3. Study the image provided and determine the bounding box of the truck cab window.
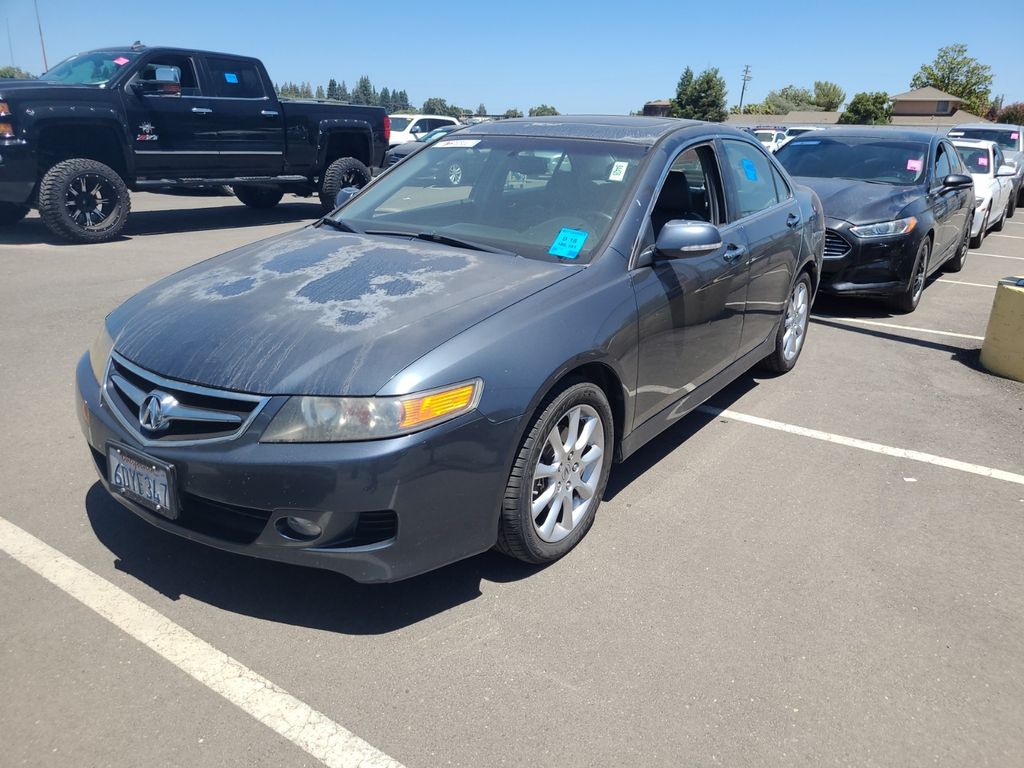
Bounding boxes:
[204,57,266,99]
[135,57,201,96]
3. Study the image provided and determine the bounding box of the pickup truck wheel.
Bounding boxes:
[0,202,29,226]
[319,157,371,213]
[38,158,130,244]
[234,186,284,209]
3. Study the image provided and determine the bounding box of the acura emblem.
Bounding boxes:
[139,390,176,432]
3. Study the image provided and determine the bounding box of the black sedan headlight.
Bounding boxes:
[849,216,917,239]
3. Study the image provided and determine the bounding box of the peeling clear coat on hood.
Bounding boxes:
[791,176,922,226]
[108,227,581,396]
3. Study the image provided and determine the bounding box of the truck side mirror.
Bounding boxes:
[133,80,182,96]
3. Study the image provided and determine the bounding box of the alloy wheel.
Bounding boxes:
[65,173,119,230]
[447,163,463,185]
[910,244,928,303]
[782,280,810,363]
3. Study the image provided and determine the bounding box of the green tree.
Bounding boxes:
[422,97,450,114]
[326,78,338,100]
[910,43,993,117]
[671,66,728,122]
[528,104,559,116]
[352,75,375,105]
[838,92,891,124]
[299,82,313,99]
[315,84,325,100]
[0,66,34,79]
[379,86,392,112]
[395,89,410,110]
[476,103,487,116]
[338,80,350,102]
[503,107,523,119]
[997,102,1024,125]
[813,80,845,111]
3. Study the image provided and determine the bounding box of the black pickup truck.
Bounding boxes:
[0,44,389,242]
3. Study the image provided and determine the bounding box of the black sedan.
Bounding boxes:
[382,122,464,170]
[77,117,823,583]
[774,128,974,312]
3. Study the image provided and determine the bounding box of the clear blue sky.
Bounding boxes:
[2,0,1020,114]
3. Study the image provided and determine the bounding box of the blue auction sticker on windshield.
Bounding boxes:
[741,158,758,181]
[224,72,239,84]
[549,228,588,259]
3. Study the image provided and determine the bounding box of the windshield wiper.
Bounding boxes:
[318,217,360,233]
[363,229,516,255]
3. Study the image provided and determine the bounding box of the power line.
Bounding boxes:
[738,65,752,113]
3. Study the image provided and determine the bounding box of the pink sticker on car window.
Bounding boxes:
[906,158,923,172]
[1012,132,1020,140]
[978,156,989,167]
[113,56,129,66]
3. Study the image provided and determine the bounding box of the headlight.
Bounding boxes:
[89,322,115,384]
[849,216,918,239]
[261,379,483,443]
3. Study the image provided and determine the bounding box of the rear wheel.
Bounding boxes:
[496,382,614,565]
[234,186,283,209]
[891,237,929,314]
[760,272,812,373]
[37,158,130,243]
[318,157,371,213]
[0,202,29,226]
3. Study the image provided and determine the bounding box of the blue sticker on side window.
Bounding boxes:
[224,72,239,84]
[741,158,758,181]
[548,228,588,259]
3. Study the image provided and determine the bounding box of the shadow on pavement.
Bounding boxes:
[85,483,545,635]
[810,316,984,371]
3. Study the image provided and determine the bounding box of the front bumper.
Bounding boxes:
[971,201,991,238]
[0,140,35,206]
[819,220,920,298]
[76,354,522,583]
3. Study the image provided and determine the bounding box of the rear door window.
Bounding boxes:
[133,55,201,96]
[204,57,267,98]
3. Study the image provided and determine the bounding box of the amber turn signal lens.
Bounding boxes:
[0,123,13,137]
[0,102,10,116]
[400,383,478,429]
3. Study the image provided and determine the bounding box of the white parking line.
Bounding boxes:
[936,279,996,288]
[696,406,1024,486]
[0,517,405,768]
[988,233,1024,240]
[974,251,1024,261]
[811,316,984,340]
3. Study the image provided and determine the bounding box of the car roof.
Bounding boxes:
[950,138,996,149]
[459,115,730,145]
[794,127,940,142]
[88,45,261,61]
[390,113,458,120]
[951,123,1021,131]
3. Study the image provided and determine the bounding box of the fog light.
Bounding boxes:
[276,515,322,541]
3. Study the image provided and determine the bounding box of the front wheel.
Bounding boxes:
[318,157,371,213]
[1008,193,1017,218]
[496,382,614,565]
[0,202,29,226]
[760,272,812,373]
[970,211,988,249]
[234,186,284,209]
[890,237,930,314]
[944,217,970,273]
[992,201,1007,232]
[37,158,130,243]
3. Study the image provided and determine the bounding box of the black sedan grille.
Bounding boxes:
[103,353,268,445]
[824,230,852,259]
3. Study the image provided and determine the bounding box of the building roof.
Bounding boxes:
[644,99,672,107]
[890,86,963,103]
[725,111,840,127]
[890,109,987,127]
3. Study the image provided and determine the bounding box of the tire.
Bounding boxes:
[760,272,812,373]
[992,201,1006,232]
[37,158,130,244]
[0,202,29,226]
[496,381,614,565]
[1008,193,1017,218]
[234,186,283,209]
[890,237,930,314]
[943,217,970,273]
[318,157,371,213]
[970,211,988,249]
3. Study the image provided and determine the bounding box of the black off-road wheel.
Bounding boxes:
[37,158,130,244]
[234,186,284,209]
[496,381,614,565]
[760,272,813,373]
[0,202,29,226]
[890,237,930,314]
[318,157,371,213]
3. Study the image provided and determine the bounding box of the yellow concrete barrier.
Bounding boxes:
[980,276,1024,383]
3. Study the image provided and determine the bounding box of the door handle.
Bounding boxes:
[723,244,746,263]
[260,110,279,117]
[786,212,802,229]
[190,107,213,114]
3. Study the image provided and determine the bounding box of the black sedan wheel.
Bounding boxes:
[891,237,930,314]
[943,217,971,273]
[0,201,29,226]
[497,382,614,564]
[38,158,130,243]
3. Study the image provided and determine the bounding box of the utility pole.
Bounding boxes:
[738,64,752,113]
[7,18,14,66]
[34,0,48,72]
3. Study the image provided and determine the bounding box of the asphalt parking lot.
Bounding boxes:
[2,192,1023,767]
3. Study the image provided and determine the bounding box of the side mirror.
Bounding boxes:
[655,221,723,258]
[133,80,181,96]
[334,186,360,208]
[942,173,974,190]
[997,164,1016,177]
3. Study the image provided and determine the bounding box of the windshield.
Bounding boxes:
[776,136,929,185]
[42,51,137,85]
[754,131,774,142]
[949,128,1019,151]
[954,145,993,175]
[390,117,413,132]
[418,128,452,143]
[333,135,648,263]
[786,128,813,137]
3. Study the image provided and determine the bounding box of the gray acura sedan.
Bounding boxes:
[77,116,824,582]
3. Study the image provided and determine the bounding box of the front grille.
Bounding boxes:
[177,493,274,544]
[824,230,852,259]
[103,352,268,445]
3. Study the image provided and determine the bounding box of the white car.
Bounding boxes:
[776,125,826,150]
[951,138,1016,247]
[387,114,461,147]
[753,128,786,153]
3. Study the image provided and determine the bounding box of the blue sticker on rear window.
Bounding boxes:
[549,228,588,259]
[741,158,758,181]
[224,72,239,84]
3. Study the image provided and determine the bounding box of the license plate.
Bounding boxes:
[107,444,177,519]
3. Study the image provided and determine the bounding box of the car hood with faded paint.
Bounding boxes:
[791,177,921,226]
[107,226,581,396]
